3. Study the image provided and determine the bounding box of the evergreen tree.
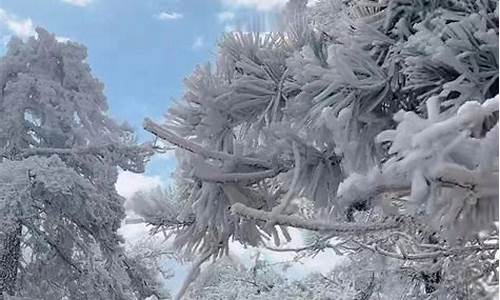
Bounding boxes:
[141,0,498,298]
[0,28,163,299]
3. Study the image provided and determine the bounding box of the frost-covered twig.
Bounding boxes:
[175,250,213,300]
[193,168,280,184]
[411,96,499,148]
[3,295,40,300]
[265,241,343,256]
[19,144,149,157]
[359,241,499,261]
[270,141,301,216]
[144,118,272,168]
[231,203,401,234]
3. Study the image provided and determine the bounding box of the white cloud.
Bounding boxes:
[191,36,204,49]
[217,11,235,22]
[56,36,72,43]
[220,0,288,11]
[0,9,71,45]
[61,0,93,7]
[0,8,36,40]
[155,11,184,21]
[115,170,163,200]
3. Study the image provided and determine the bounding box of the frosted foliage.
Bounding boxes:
[0,28,151,173]
[183,255,359,300]
[0,28,158,299]
[141,0,498,298]
[185,252,415,300]
[129,185,195,234]
[144,0,498,248]
[339,96,499,240]
[184,256,287,300]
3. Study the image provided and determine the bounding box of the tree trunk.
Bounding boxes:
[0,221,22,297]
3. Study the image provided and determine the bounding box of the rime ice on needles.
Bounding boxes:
[0,28,161,299]
[140,0,498,298]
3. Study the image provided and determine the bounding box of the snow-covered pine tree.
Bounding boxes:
[183,250,398,300]
[183,253,292,300]
[0,28,162,299]
[142,0,498,298]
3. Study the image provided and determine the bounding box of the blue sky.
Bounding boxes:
[0,0,285,181]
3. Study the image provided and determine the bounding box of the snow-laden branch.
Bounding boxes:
[411,96,499,148]
[18,144,149,158]
[338,95,499,239]
[231,203,401,234]
[3,295,39,300]
[270,141,301,216]
[193,167,280,184]
[22,222,83,274]
[265,240,344,256]
[369,243,499,261]
[174,250,213,300]
[144,118,272,168]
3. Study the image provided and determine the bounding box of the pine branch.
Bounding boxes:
[143,118,272,168]
[357,241,499,261]
[193,168,280,184]
[231,203,402,234]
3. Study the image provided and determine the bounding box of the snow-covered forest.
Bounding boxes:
[0,0,498,299]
